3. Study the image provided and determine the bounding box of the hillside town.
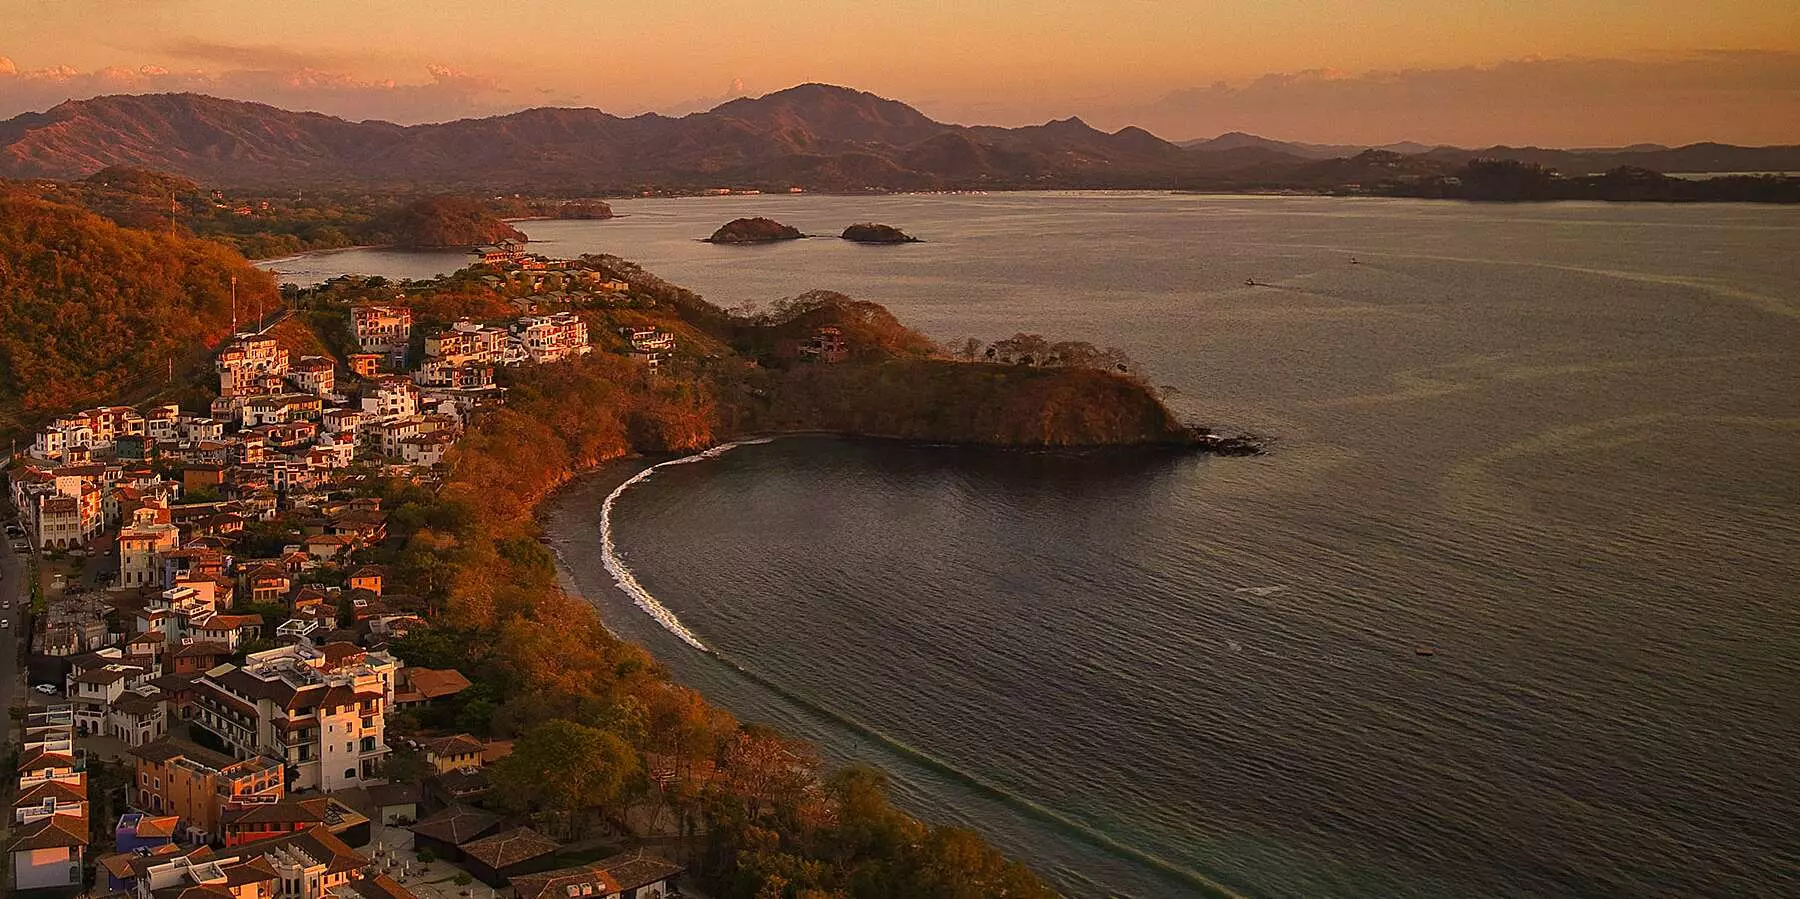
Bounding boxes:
[3,249,687,899]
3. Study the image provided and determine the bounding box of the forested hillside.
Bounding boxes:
[0,192,276,433]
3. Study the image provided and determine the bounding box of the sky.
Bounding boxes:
[2,0,1797,146]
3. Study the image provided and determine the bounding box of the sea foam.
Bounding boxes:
[600,439,774,651]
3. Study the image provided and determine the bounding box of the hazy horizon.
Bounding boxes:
[3,0,1798,147]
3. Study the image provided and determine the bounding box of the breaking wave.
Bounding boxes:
[600,439,775,651]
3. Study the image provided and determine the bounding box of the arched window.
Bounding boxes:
[345,768,357,780]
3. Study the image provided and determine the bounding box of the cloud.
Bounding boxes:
[0,55,513,123]
[1103,51,1800,147]
[161,38,360,72]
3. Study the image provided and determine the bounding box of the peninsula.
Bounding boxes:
[0,186,1213,899]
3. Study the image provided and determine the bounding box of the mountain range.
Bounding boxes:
[2,84,1796,191]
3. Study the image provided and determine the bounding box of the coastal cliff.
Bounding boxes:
[742,359,1188,446]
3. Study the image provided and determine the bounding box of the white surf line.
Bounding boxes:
[599,439,776,651]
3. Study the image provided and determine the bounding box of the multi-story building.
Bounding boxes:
[66,650,158,735]
[129,739,286,844]
[347,353,383,378]
[117,503,181,588]
[184,417,227,443]
[515,312,591,363]
[413,359,496,390]
[145,404,183,441]
[242,394,325,428]
[9,707,89,893]
[101,823,385,899]
[288,356,338,397]
[218,335,293,398]
[30,415,92,460]
[396,432,454,467]
[621,326,676,370]
[425,320,512,363]
[359,377,419,420]
[36,494,86,549]
[321,408,365,436]
[352,306,412,355]
[191,642,397,792]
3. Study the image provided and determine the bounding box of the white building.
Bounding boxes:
[514,312,592,363]
[352,305,413,355]
[192,642,398,792]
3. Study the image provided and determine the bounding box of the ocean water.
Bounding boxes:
[279,194,1800,897]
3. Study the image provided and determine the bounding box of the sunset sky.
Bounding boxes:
[3,0,1797,146]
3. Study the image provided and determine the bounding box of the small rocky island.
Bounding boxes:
[705,217,806,244]
[841,223,920,244]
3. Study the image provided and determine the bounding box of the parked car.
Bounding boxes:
[33,684,56,695]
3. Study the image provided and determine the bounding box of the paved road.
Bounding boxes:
[0,531,25,735]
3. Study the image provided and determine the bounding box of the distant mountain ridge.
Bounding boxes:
[2,84,1796,190]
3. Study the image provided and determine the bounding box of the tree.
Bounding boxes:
[988,333,1049,366]
[378,750,431,784]
[490,719,641,838]
[723,725,819,821]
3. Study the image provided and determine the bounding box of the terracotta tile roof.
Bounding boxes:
[430,767,491,799]
[223,796,328,825]
[149,673,199,692]
[129,737,234,769]
[113,692,165,715]
[131,815,181,838]
[172,641,232,658]
[594,850,684,893]
[321,642,366,668]
[15,779,88,807]
[99,850,147,878]
[18,749,76,772]
[200,613,263,630]
[407,803,501,845]
[6,813,89,851]
[252,824,368,875]
[421,733,484,759]
[365,782,423,808]
[403,667,471,700]
[223,855,280,886]
[459,827,559,869]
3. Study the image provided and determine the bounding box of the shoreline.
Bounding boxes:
[534,434,1248,899]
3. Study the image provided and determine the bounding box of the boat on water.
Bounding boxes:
[1416,646,1438,657]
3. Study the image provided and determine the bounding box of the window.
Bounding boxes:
[344,768,356,780]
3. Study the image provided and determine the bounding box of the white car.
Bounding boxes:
[32,684,56,695]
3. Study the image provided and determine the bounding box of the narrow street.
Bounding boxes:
[0,533,24,733]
